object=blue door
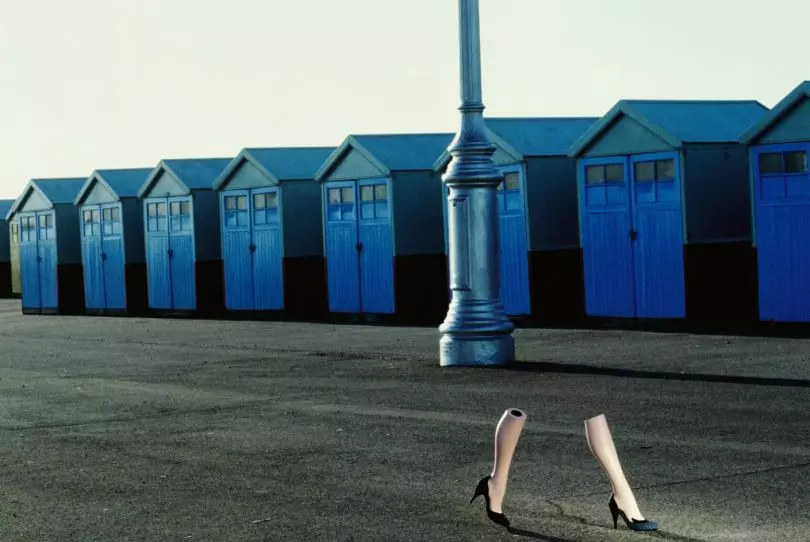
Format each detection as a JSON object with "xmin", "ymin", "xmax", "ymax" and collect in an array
[
  {"xmin": 221, "ymin": 191, "xmax": 253, "ymax": 310},
  {"xmin": 81, "ymin": 206, "xmax": 105, "ymax": 310},
  {"xmin": 251, "ymin": 188, "xmax": 284, "ymax": 311},
  {"xmin": 630, "ymin": 153, "xmax": 685, "ymax": 319},
  {"xmin": 325, "ymin": 183, "xmax": 361, "ymax": 313},
  {"xmin": 145, "ymin": 199, "xmax": 172, "ymax": 309},
  {"xmin": 101, "ymin": 203, "xmax": 126, "ymax": 310},
  {"xmin": 496, "ymin": 168, "xmax": 531, "ymax": 315},
  {"xmin": 168, "ymin": 197, "xmax": 196, "ymax": 310},
  {"xmin": 358, "ymin": 179, "xmax": 394, "ymax": 314},
  {"xmin": 579, "ymin": 158, "xmax": 635, "ymax": 317},
  {"xmin": 19, "ymin": 214, "xmax": 41, "ymax": 309},
  {"xmin": 753, "ymin": 143, "xmax": 810, "ymax": 322}
]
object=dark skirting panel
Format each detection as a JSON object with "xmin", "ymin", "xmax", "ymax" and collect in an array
[
  {"xmin": 283, "ymin": 255, "xmax": 328, "ymax": 321},
  {"xmin": 684, "ymin": 241, "xmax": 758, "ymax": 326},
  {"xmin": 395, "ymin": 253, "xmax": 448, "ymax": 325},
  {"xmin": 0, "ymin": 261, "xmax": 12, "ymax": 298},
  {"xmin": 125, "ymin": 262, "xmax": 149, "ymax": 316},
  {"xmin": 195, "ymin": 259, "xmax": 225, "ymax": 317},
  {"xmin": 528, "ymin": 248, "xmax": 585, "ymax": 325},
  {"xmin": 57, "ymin": 263, "xmax": 86, "ymax": 315}
]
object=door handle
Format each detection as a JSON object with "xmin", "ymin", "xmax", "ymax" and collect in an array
[
  {"xmin": 629, "ymin": 230, "xmax": 638, "ymax": 241},
  {"xmin": 101, "ymin": 253, "xmax": 107, "ymax": 261},
  {"xmin": 36, "ymin": 256, "xmax": 42, "ymax": 263},
  {"xmin": 167, "ymin": 249, "xmax": 174, "ymax": 258},
  {"xmin": 356, "ymin": 242, "xmax": 363, "ymax": 251},
  {"xmin": 249, "ymin": 243, "xmax": 256, "ymax": 253}
]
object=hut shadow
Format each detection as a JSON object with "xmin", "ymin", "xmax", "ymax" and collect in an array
[{"xmin": 493, "ymin": 360, "xmax": 810, "ymax": 389}]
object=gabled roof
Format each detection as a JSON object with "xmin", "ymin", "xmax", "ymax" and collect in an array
[
  {"xmin": 0, "ymin": 200, "xmax": 14, "ymax": 221},
  {"xmin": 568, "ymin": 99, "xmax": 769, "ymax": 157},
  {"xmin": 7, "ymin": 177, "xmax": 86, "ymax": 219},
  {"xmin": 74, "ymin": 167, "xmax": 154, "ymax": 205},
  {"xmin": 433, "ymin": 117, "xmax": 598, "ymax": 170},
  {"xmin": 213, "ymin": 147, "xmax": 336, "ymax": 190},
  {"xmin": 739, "ymin": 81, "xmax": 810, "ymax": 144},
  {"xmin": 138, "ymin": 157, "xmax": 233, "ymax": 198},
  {"xmin": 315, "ymin": 133, "xmax": 454, "ymax": 181}
]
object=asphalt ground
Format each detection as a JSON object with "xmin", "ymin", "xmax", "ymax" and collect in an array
[{"xmin": 0, "ymin": 299, "xmax": 808, "ymax": 541}]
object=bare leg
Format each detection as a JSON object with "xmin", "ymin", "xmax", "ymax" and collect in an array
[
  {"xmin": 488, "ymin": 408, "xmax": 526, "ymax": 514},
  {"xmin": 584, "ymin": 414, "xmax": 646, "ymax": 522}
]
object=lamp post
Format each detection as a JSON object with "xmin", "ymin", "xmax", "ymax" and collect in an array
[{"xmin": 439, "ymin": 0, "xmax": 515, "ymax": 367}]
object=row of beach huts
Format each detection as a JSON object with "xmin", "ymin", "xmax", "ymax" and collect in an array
[{"xmin": 2, "ymin": 80, "xmax": 810, "ymax": 328}]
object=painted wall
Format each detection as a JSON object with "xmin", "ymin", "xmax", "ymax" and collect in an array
[
  {"xmin": 122, "ymin": 198, "xmax": 146, "ymax": 264},
  {"xmin": 192, "ymin": 189, "xmax": 222, "ymax": 262},
  {"xmin": 281, "ymin": 180, "xmax": 323, "ymax": 259},
  {"xmin": 0, "ymin": 219, "xmax": 10, "ymax": 263},
  {"xmin": 524, "ymin": 156, "xmax": 580, "ymax": 251},
  {"xmin": 323, "ymin": 148, "xmax": 386, "ymax": 182},
  {"xmin": 580, "ymin": 115, "xmax": 674, "ymax": 158},
  {"xmin": 55, "ymin": 203, "xmax": 82, "ymax": 264},
  {"xmin": 221, "ymin": 160, "xmax": 275, "ymax": 190},
  {"xmin": 683, "ymin": 144, "xmax": 753, "ymax": 243},
  {"xmin": 392, "ymin": 170, "xmax": 444, "ymax": 256},
  {"xmin": 82, "ymin": 181, "xmax": 117, "ymax": 205},
  {"xmin": 757, "ymin": 99, "xmax": 810, "ymax": 145},
  {"xmin": 20, "ymin": 190, "xmax": 51, "ymax": 213},
  {"xmin": 145, "ymin": 170, "xmax": 188, "ymax": 198}
]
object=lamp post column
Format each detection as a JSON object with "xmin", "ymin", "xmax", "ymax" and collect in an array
[{"xmin": 439, "ymin": 0, "xmax": 515, "ymax": 367}]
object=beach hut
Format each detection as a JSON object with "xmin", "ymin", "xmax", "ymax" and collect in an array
[
  {"xmin": 434, "ymin": 117, "xmax": 597, "ymax": 323},
  {"xmin": 8, "ymin": 178, "xmax": 87, "ymax": 314},
  {"xmin": 568, "ymin": 99, "xmax": 768, "ymax": 324},
  {"xmin": 74, "ymin": 168, "xmax": 153, "ymax": 315},
  {"xmin": 314, "ymin": 133, "xmax": 453, "ymax": 323},
  {"xmin": 0, "ymin": 200, "xmax": 16, "ymax": 297},
  {"xmin": 739, "ymin": 81, "xmax": 810, "ymax": 323},
  {"xmin": 138, "ymin": 158, "xmax": 232, "ymax": 315},
  {"xmin": 6, "ymin": 205, "xmax": 21, "ymax": 297},
  {"xmin": 213, "ymin": 146, "xmax": 336, "ymax": 319}
]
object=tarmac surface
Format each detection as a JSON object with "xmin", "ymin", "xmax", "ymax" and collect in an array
[{"xmin": 0, "ymin": 299, "xmax": 809, "ymax": 541}]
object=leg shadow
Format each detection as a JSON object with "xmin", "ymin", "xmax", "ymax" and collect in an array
[{"xmin": 507, "ymin": 526, "xmax": 575, "ymax": 542}]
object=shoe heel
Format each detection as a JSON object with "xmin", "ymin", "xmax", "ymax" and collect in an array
[
  {"xmin": 608, "ymin": 496, "xmax": 619, "ymax": 529},
  {"xmin": 470, "ymin": 476, "xmax": 488, "ymax": 504}
]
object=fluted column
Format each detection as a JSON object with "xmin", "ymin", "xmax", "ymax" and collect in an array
[{"xmin": 439, "ymin": 0, "xmax": 515, "ymax": 366}]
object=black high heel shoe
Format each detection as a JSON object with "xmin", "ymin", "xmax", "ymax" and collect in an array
[
  {"xmin": 470, "ymin": 475, "xmax": 510, "ymax": 528},
  {"xmin": 608, "ymin": 495, "xmax": 658, "ymax": 531}
]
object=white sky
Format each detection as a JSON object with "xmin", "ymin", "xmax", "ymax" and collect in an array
[{"xmin": 0, "ymin": 0, "xmax": 807, "ymax": 199}]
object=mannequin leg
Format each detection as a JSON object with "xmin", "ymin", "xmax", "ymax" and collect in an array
[
  {"xmin": 488, "ymin": 408, "xmax": 527, "ymax": 514},
  {"xmin": 584, "ymin": 413, "xmax": 647, "ymax": 522}
]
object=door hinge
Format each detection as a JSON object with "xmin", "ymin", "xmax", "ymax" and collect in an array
[{"xmin": 629, "ymin": 230, "xmax": 638, "ymax": 241}]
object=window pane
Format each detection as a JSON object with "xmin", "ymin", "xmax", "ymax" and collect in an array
[
  {"xmin": 237, "ymin": 210, "xmax": 248, "ymax": 226},
  {"xmin": 113, "ymin": 222, "xmax": 122, "ymax": 235},
  {"xmin": 181, "ymin": 216, "xmax": 191, "ymax": 231},
  {"xmin": 341, "ymin": 187, "xmax": 354, "ymax": 203},
  {"xmin": 147, "ymin": 204, "xmax": 156, "ymax": 217},
  {"xmin": 656, "ymin": 159, "xmax": 676, "ymax": 180},
  {"xmin": 266, "ymin": 192, "xmax": 278, "ymax": 209},
  {"xmin": 266, "ymin": 208, "xmax": 278, "ymax": 222},
  {"xmin": 103, "ymin": 208, "xmax": 112, "ymax": 221},
  {"xmin": 181, "ymin": 201, "xmax": 190, "ymax": 215},
  {"xmin": 341, "ymin": 203, "xmax": 355, "ymax": 221},
  {"xmin": 157, "ymin": 203, "xmax": 166, "ymax": 216},
  {"xmin": 505, "ymin": 192, "xmax": 522, "ymax": 211},
  {"xmin": 83, "ymin": 210, "xmax": 92, "ymax": 223},
  {"xmin": 225, "ymin": 212, "xmax": 236, "ymax": 227},
  {"xmin": 785, "ymin": 152, "xmax": 808, "ymax": 174},
  {"xmin": 103, "ymin": 223, "xmax": 112, "ymax": 236},
  {"xmin": 360, "ymin": 186, "xmax": 374, "ymax": 202},
  {"xmin": 46, "ymin": 214, "xmax": 53, "ymax": 228},
  {"xmin": 225, "ymin": 196, "xmax": 236, "ymax": 210},
  {"xmin": 328, "ymin": 188, "xmax": 341, "ymax": 204},
  {"xmin": 759, "ymin": 153, "xmax": 782, "ymax": 174},
  {"xmin": 374, "ymin": 184, "xmax": 387, "ymax": 201},
  {"xmin": 504, "ymin": 173, "xmax": 520, "ymax": 191},
  {"xmin": 237, "ymin": 196, "xmax": 247, "ymax": 210},
  {"xmin": 91, "ymin": 209, "xmax": 100, "ymax": 222},
  {"xmin": 585, "ymin": 166, "xmax": 605, "ymax": 185},
  {"xmin": 170, "ymin": 202, "xmax": 180, "ymax": 215},
  {"xmin": 38, "ymin": 215, "xmax": 47, "ymax": 227},
  {"xmin": 606, "ymin": 164, "xmax": 624, "ymax": 183},
  {"xmin": 254, "ymin": 209, "xmax": 267, "ymax": 225},
  {"xmin": 361, "ymin": 202, "xmax": 375, "ymax": 219},
  {"xmin": 375, "ymin": 201, "xmax": 389, "ymax": 219},
  {"xmin": 327, "ymin": 205, "xmax": 341, "ymax": 222},
  {"xmin": 253, "ymin": 193, "xmax": 266, "ymax": 209},
  {"xmin": 111, "ymin": 207, "xmax": 120, "ymax": 221},
  {"xmin": 158, "ymin": 217, "xmax": 167, "ymax": 231},
  {"xmin": 634, "ymin": 161, "xmax": 655, "ymax": 182}
]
